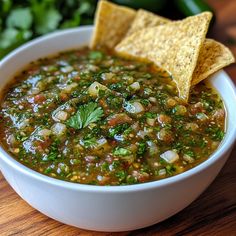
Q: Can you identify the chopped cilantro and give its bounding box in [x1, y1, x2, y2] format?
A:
[113, 147, 132, 157]
[137, 141, 147, 156]
[46, 152, 58, 161]
[145, 112, 156, 119]
[88, 51, 103, 60]
[109, 123, 130, 138]
[206, 126, 224, 141]
[126, 175, 138, 184]
[185, 150, 195, 158]
[140, 99, 150, 106]
[115, 170, 127, 181]
[106, 95, 123, 109]
[82, 136, 97, 148]
[101, 162, 109, 172]
[166, 165, 176, 175]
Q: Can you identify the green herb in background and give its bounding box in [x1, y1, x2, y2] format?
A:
[0, 0, 97, 59]
[0, 0, 215, 59]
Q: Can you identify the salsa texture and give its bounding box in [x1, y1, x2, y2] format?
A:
[0, 48, 225, 185]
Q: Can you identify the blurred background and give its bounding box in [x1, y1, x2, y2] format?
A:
[0, 0, 236, 64]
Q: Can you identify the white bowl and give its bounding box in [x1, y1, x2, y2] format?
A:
[0, 26, 235, 232]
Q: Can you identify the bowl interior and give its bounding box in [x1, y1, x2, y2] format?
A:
[0, 26, 235, 191]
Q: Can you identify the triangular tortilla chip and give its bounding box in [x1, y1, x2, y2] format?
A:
[90, 0, 136, 49]
[192, 39, 235, 85]
[126, 9, 170, 36]
[125, 10, 235, 86]
[115, 12, 212, 101]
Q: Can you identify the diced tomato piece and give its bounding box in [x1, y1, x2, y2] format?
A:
[28, 66, 39, 75]
[35, 139, 51, 153]
[99, 99, 107, 108]
[74, 76, 81, 81]
[108, 113, 132, 126]
[60, 93, 68, 101]
[34, 94, 46, 103]
[110, 140, 117, 146]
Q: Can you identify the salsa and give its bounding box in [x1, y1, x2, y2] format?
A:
[0, 48, 225, 186]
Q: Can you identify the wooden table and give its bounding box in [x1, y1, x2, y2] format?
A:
[0, 1, 236, 235]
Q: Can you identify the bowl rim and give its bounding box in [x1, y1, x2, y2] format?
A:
[0, 26, 235, 193]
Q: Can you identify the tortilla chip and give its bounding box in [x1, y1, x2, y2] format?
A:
[90, 0, 136, 49]
[126, 9, 170, 36]
[116, 12, 212, 101]
[125, 10, 235, 86]
[192, 39, 235, 85]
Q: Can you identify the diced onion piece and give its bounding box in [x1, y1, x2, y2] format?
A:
[61, 66, 73, 73]
[87, 64, 99, 72]
[51, 123, 67, 136]
[101, 72, 115, 80]
[7, 134, 17, 146]
[149, 97, 157, 103]
[183, 154, 194, 163]
[211, 141, 220, 149]
[185, 122, 199, 131]
[62, 82, 77, 93]
[137, 130, 148, 139]
[213, 109, 225, 121]
[158, 169, 166, 176]
[38, 128, 52, 137]
[125, 101, 144, 114]
[123, 75, 134, 84]
[96, 137, 107, 148]
[137, 127, 153, 139]
[88, 81, 109, 97]
[196, 112, 208, 121]
[144, 88, 152, 95]
[129, 82, 140, 91]
[17, 119, 30, 129]
[28, 87, 40, 95]
[147, 141, 158, 156]
[160, 150, 179, 163]
[53, 110, 68, 121]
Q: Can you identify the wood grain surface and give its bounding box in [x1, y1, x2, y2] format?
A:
[0, 1, 236, 235]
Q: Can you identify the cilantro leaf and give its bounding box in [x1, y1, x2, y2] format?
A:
[60, 9, 81, 29]
[67, 102, 104, 129]
[0, 28, 32, 58]
[0, 0, 12, 17]
[31, 0, 62, 35]
[6, 8, 33, 30]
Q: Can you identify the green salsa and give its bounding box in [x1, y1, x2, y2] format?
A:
[0, 48, 225, 185]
